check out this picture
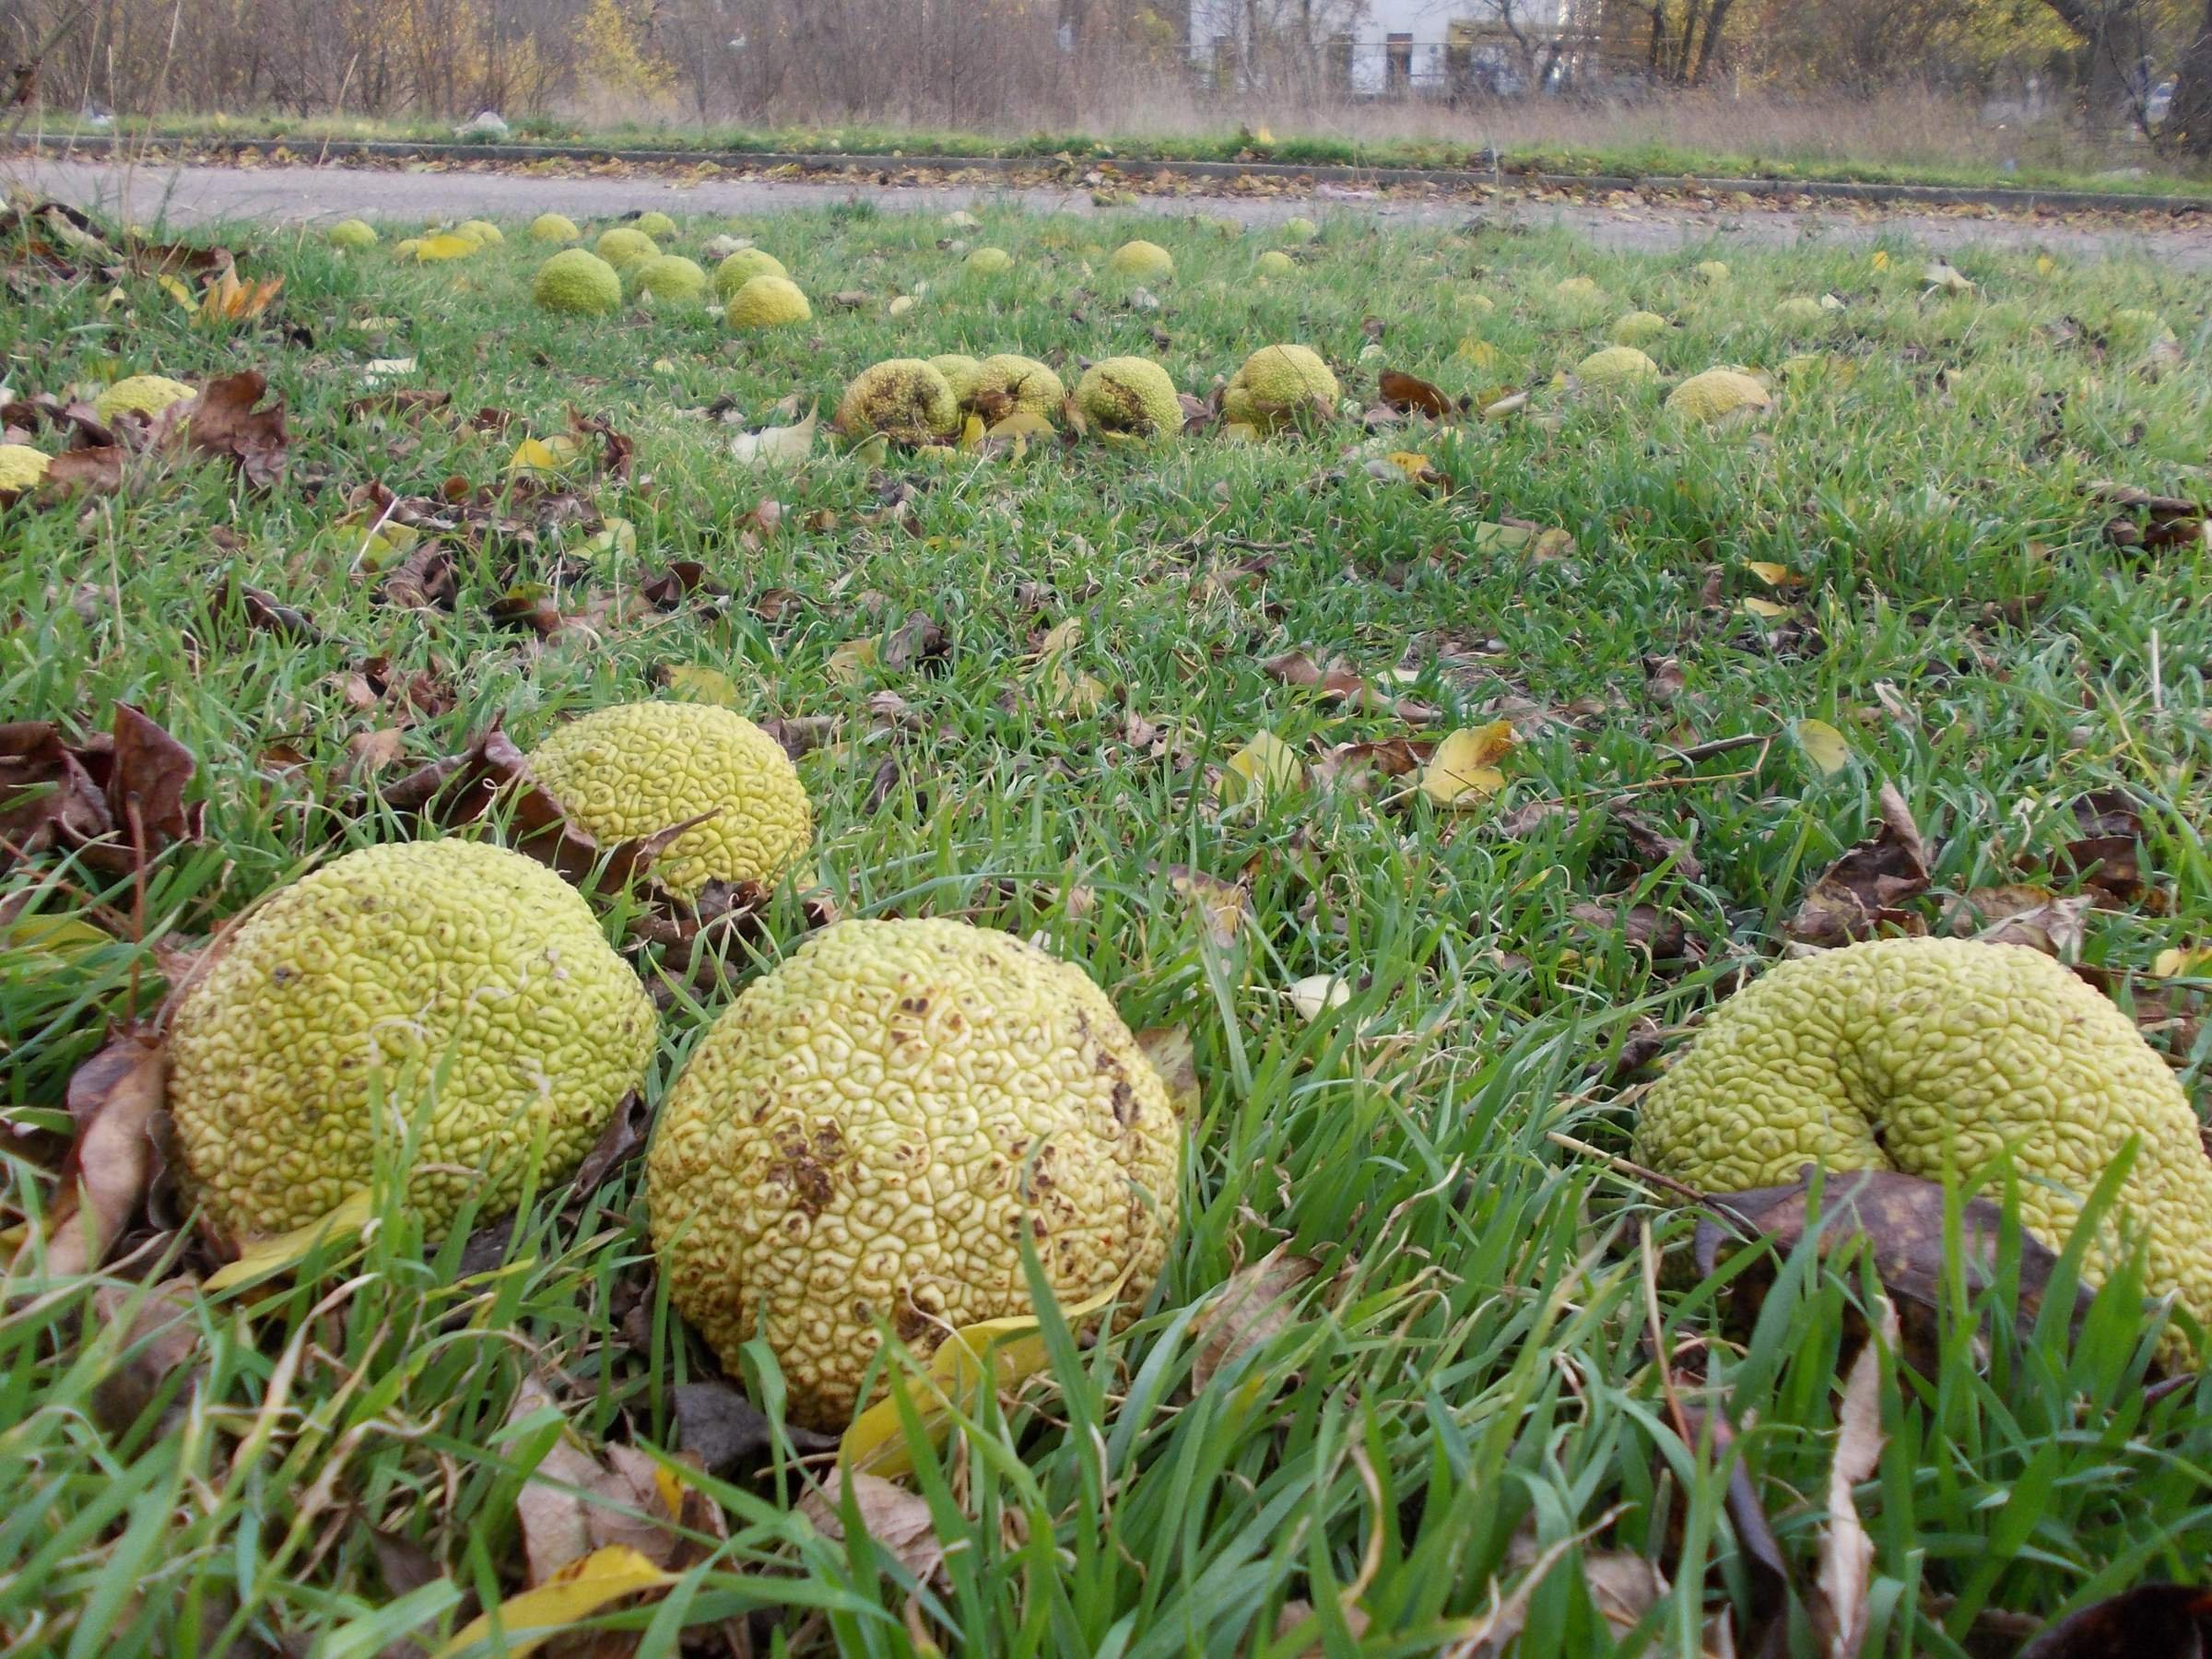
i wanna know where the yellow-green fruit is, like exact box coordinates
[1223,344,1338,431]
[167,840,655,1241]
[1773,296,1832,329]
[394,239,422,259]
[929,354,982,407]
[1279,216,1318,242]
[647,916,1183,1428]
[1611,310,1668,346]
[457,218,504,247]
[726,275,811,328]
[836,359,959,444]
[1555,276,1601,300]
[1665,368,1771,424]
[1780,353,1831,379]
[1074,357,1182,440]
[712,247,788,298]
[0,443,51,491]
[1633,935,2212,1350]
[965,246,1014,274]
[972,353,1065,419]
[632,211,679,240]
[533,250,623,316]
[2111,307,2176,347]
[1694,260,1730,283]
[634,254,708,302]
[525,701,813,898]
[1459,290,1496,313]
[1576,346,1659,386]
[93,374,195,424]
[1107,240,1174,279]
[595,228,660,270]
[1256,250,1297,276]
[531,213,582,243]
[328,218,378,250]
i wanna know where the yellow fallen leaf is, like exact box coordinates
[662,665,744,708]
[1420,722,1514,807]
[956,412,986,452]
[731,407,817,466]
[1287,975,1351,1021]
[1738,597,1793,619]
[205,1189,374,1292]
[1793,717,1853,776]
[2152,946,2212,978]
[435,1546,674,1659]
[1219,729,1305,804]
[2036,255,2056,276]
[1456,337,1500,370]
[1870,251,1889,271]
[507,436,580,476]
[827,639,877,684]
[842,1271,1134,1477]
[888,295,916,316]
[1034,618,1083,658]
[1745,561,1803,588]
[157,274,197,310]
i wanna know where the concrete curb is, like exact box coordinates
[11,130,2209,218]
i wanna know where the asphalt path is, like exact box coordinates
[15,153,2212,266]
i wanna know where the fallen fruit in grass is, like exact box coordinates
[167,839,655,1241]
[725,274,811,328]
[1576,346,1660,386]
[836,358,961,444]
[647,916,1182,1427]
[1635,935,2212,1355]
[1665,367,1771,423]
[1107,240,1174,279]
[93,374,195,423]
[0,443,53,492]
[327,218,377,250]
[633,253,707,302]
[530,213,581,242]
[971,353,1065,421]
[1223,344,1338,432]
[525,700,814,898]
[532,249,622,316]
[712,247,787,298]
[594,227,659,270]
[1075,356,1182,440]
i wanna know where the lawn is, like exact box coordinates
[5,198,2212,1656]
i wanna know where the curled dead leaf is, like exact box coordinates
[1190,1248,1323,1392]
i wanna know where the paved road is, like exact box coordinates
[16,154,2212,266]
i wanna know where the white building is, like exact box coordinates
[1187,0,1577,98]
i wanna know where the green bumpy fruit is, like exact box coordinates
[726,275,811,327]
[1107,240,1174,279]
[971,353,1065,420]
[713,247,788,298]
[1255,250,1296,276]
[93,374,195,424]
[167,840,656,1241]
[647,917,1184,1427]
[1223,344,1337,431]
[1773,296,1832,328]
[929,354,982,408]
[965,247,1013,274]
[633,211,678,240]
[634,254,708,302]
[1665,368,1770,423]
[525,701,814,899]
[1074,357,1182,440]
[1279,216,1318,242]
[328,218,378,249]
[1575,346,1659,386]
[457,218,504,247]
[1611,310,1668,345]
[0,444,51,493]
[531,213,582,243]
[1635,936,2212,1349]
[595,228,660,269]
[533,250,623,316]
[837,359,960,443]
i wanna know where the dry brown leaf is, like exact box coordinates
[1378,369,1453,419]
[1808,1300,1893,1659]
[1165,865,1247,948]
[507,1373,605,1585]
[1134,1026,1200,1118]
[90,1275,204,1433]
[1189,1249,1322,1392]
[1941,886,2088,959]
[22,1034,167,1277]
[800,1469,947,1586]
[1785,782,1931,947]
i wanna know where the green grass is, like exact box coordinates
[7,201,2212,1655]
[30,108,2212,200]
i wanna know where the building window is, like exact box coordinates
[1385,33,1413,95]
